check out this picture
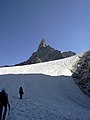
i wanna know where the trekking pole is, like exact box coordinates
[11,102,19,111]
[8,109,10,116]
[6,109,12,120]
[7,102,19,120]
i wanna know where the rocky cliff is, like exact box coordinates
[16,39,76,65]
[72,50,90,97]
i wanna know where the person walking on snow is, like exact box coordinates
[19,87,24,99]
[0,88,10,120]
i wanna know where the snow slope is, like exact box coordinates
[0,54,90,120]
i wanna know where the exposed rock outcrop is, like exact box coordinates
[16,39,76,65]
[62,51,76,58]
[72,50,90,97]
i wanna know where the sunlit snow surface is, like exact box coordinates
[0,54,90,120]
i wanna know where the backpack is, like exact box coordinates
[19,87,24,94]
[0,91,8,106]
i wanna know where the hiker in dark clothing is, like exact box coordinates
[0,89,10,120]
[19,87,24,99]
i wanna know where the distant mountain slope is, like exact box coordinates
[16,39,76,66]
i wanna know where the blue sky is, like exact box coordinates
[0,0,90,66]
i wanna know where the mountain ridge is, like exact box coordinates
[15,39,76,66]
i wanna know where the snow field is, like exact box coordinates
[0,54,90,120]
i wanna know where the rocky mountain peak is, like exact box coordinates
[15,39,76,66]
[38,38,47,50]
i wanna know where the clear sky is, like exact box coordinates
[0,0,90,66]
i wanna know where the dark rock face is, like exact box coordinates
[26,45,63,64]
[38,38,46,50]
[72,50,90,97]
[62,51,76,58]
[16,39,76,65]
